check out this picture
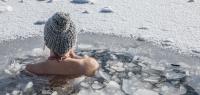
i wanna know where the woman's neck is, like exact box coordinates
[49,51,69,60]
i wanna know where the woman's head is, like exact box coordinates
[44,12,77,56]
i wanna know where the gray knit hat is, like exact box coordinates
[44,12,76,55]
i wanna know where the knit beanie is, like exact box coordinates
[44,12,76,55]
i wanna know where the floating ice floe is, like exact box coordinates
[96,70,111,81]
[32,48,45,56]
[151,64,165,71]
[165,71,186,80]
[134,89,159,95]
[143,76,160,83]
[100,6,113,13]
[160,84,187,95]
[24,81,33,92]
[51,91,58,95]
[80,82,90,88]
[91,81,104,90]
[4,62,23,75]
[110,62,125,72]
[12,90,22,95]
[0,3,13,13]
[122,79,137,94]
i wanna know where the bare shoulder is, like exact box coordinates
[82,56,100,77]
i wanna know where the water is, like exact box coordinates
[0,33,199,95]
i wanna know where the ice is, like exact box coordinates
[91,81,104,90]
[12,90,22,95]
[100,6,113,13]
[110,62,125,72]
[191,48,200,54]
[111,75,120,83]
[32,48,44,56]
[0,3,13,13]
[78,44,94,49]
[122,79,137,94]
[122,76,153,94]
[80,82,90,88]
[143,76,160,83]
[73,76,86,86]
[161,40,174,47]
[72,0,90,3]
[51,91,58,95]
[77,88,93,95]
[175,62,191,68]
[160,85,180,95]
[179,85,187,95]
[133,56,140,61]
[165,71,186,80]
[128,72,134,77]
[103,81,124,95]
[106,81,120,89]
[1,0,8,2]
[97,70,111,81]
[134,89,159,95]
[24,81,33,92]
[5,62,23,75]
[151,65,165,71]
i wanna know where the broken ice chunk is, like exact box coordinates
[5,62,23,75]
[165,71,186,80]
[122,79,137,94]
[51,91,58,95]
[100,6,113,13]
[134,89,159,95]
[12,90,22,95]
[143,76,160,83]
[80,82,90,88]
[160,84,187,95]
[110,62,125,72]
[97,70,110,81]
[24,81,33,92]
[32,48,44,56]
[106,81,120,89]
[151,64,165,71]
[103,81,124,95]
[91,81,104,90]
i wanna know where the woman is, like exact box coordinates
[26,12,99,77]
